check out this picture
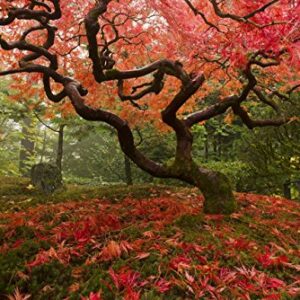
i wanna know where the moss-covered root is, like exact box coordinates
[197,168,237,215]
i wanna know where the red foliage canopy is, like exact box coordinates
[1,0,299,125]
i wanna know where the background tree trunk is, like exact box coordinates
[56,124,65,171]
[283,180,291,199]
[19,116,35,177]
[39,128,47,163]
[124,154,133,185]
[204,138,209,161]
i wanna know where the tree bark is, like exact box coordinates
[39,128,47,163]
[56,124,65,171]
[283,180,291,199]
[19,115,35,177]
[169,160,237,214]
[195,167,236,214]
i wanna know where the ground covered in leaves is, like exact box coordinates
[0,179,299,299]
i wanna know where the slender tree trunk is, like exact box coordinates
[283,180,291,199]
[56,124,65,171]
[218,134,222,158]
[19,116,35,177]
[213,139,217,156]
[39,128,47,163]
[124,154,133,185]
[204,137,209,161]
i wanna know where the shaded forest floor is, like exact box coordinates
[0,177,299,299]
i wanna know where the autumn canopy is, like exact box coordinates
[0,0,300,213]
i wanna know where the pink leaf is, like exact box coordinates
[135,252,150,260]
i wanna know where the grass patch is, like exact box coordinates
[0,176,189,213]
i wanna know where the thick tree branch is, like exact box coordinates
[43,75,67,103]
[104,59,191,83]
[183,0,220,31]
[252,88,280,112]
[117,71,164,102]
[162,74,205,122]
[232,104,287,129]
[64,81,170,178]
[0,0,61,25]
[84,0,111,82]
[185,96,238,127]
[0,63,66,83]
[161,74,205,160]
[0,37,57,68]
[208,0,281,27]
[243,0,280,19]
[238,63,257,103]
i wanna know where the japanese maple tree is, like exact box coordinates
[0,0,299,213]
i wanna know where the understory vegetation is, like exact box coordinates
[0,178,299,299]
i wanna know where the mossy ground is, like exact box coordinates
[0,176,299,299]
[0,176,187,213]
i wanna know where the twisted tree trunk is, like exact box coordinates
[66,79,237,214]
[193,166,236,214]
[168,160,236,214]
